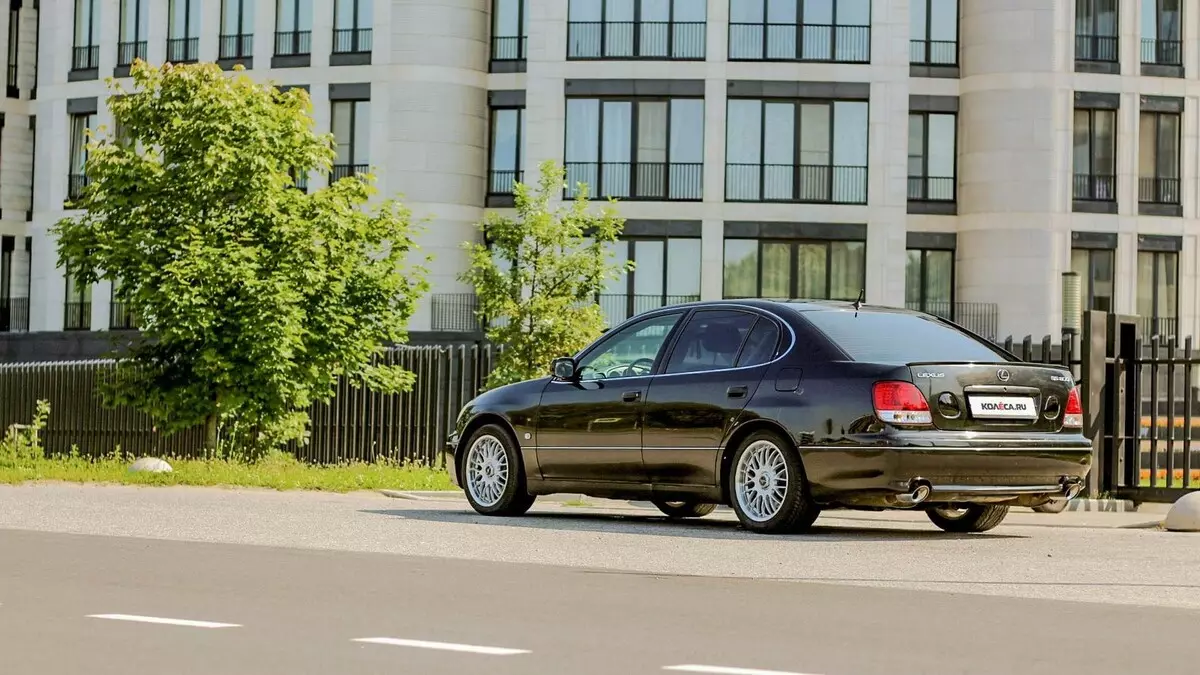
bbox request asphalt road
[1,485,1199,674]
[1,527,1197,675]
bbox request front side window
[664,310,759,374]
[1072,107,1117,202]
[577,311,683,380]
[564,97,704,201]
[1070,247,1114,313]
[722,238,866,301]
[726,98,868,203]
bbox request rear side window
[800,309,1012,363]
[736,318,781,367]
[665,310,757,374]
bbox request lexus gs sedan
[444,300,1093,535]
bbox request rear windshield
[800,309,1013,363]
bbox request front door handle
[727,385,748,399]
[622,390,642,402]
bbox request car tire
[726,430,820,535]
[926,505,1010,533]
[461,423,536,517]
[652,500,717,519]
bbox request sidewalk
[382,490,1168,530]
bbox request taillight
[873,381,932,426]
[1063,386,1083,429]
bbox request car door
[534,311,687,484]
[642,310,783,487]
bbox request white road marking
[87,614,241,629]
[664,665,822,675]
[352,637,530,655]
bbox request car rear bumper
[803,444,1093,509]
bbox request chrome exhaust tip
[1064,483,1083,500]
[896,480,933,506]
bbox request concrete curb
[1062,498,1139,513]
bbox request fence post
[1081,309,1107,498]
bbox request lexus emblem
[996,369,1011,382]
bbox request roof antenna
[852,288,865,315]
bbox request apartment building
[0,0,1196,349]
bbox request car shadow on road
[360,507,1027,542]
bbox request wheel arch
[719,418,801,505]
[456,412,522,485]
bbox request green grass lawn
[0,451,457,493]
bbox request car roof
[659,298,923,317]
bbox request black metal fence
[0,343,497,467]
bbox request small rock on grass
[128,457,173,474]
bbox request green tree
[52,61,429,454]
[461,160,632,389]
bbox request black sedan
[444,300,1093,535]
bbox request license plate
[968,396,1038,420]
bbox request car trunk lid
[907,362,1076,432]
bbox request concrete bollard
[128,457,173,474]
[1163,492,1200,532]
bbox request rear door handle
[727,386,748,399]
[622,390,642,402]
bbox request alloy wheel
[733,439,789,522]
[465,434,509,508]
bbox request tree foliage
[461,160,632,390]
[52,61,429,454]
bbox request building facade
[0,0,1195,346]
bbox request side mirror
[551,357,578,381]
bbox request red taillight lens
[873,381,932,426]
[1063,386,1083,429]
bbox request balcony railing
[728,23,870,62]
[563,162,703,201]
[0,297,29,332]
[67,174,90,202]
[431,293,484,333]
[491,35,527,61]
[1073,173,1116,202]
[333,28,372,54]
[1142,38,1183,66]
[117,40,148,66]
[219,34,254,60]
[72,44,99,70]
[907,176,955,202]
[1139,177,1181,205]
[275,30,312,56]
[331,163,369,181]
[6,62,16,96]
[489,169,523,196]
[599,294,700,326]
[290,169,309,191]
[906,301,1000,342]
[1142,316,1179,339]
[567,21,706,59]
[63,301,91,331]
[166,37,200,63]
[109,302,139,330]
[725,164,867,204]
[1076,33,1118,62]
[909,39,957,66]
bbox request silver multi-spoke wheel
[734,439,789,522]
[465,434,508,508]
